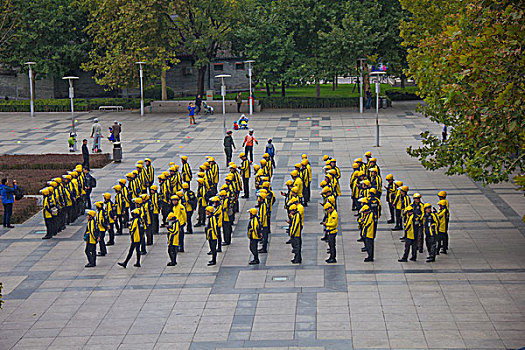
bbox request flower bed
[0,153,110,170]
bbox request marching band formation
[39,148,451,268]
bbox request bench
[99,105,124,111]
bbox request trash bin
[113,142,122,162]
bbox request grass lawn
[175,84,418,100]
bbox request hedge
[0,98,153,112]
[259,96,361,109]
[385,90,421,101]
[258,96,394,109]
[144,85,175,100]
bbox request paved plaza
[0,101,524,350]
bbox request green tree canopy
[80,0,178,92]
[2,0,89,78]
[401,0,524,184]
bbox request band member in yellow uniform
[181,155,192,183]
[84,210,98,267]
[166,212,180,266]
[361,205,376,262]
[423,203,439,262]
[436,200,449,254]
[384,174,396,223]
[103,193,116,246]
[398,206,417,262]
[113,185,124,235]
[257,192,269,253]
[118,209,142,268]
[171,195,187,252]
[150,185,160,235]
[95,201,108,256]
[247,208,260,265]
[206,206,218,266]
[288,204,302,264]
[323,203,339,263]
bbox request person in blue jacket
[1,178,17,228]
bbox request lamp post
[370,71,386,147]
[215,74,231,135]
[357,58,367,114]
[135,62,146,116]
[62,76,79,151]
[25,62,36,117]
[244,60,255,115]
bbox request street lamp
[370,71,386,147]
[357,58,367,114]
[215,74,231,135]
[62,76,79,151]
[244,60,255,115]
[25,62,36,117]
[136,62,146,117]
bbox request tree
[80,0,178,98]
[171,0,243,95]
[0,0,18,55]
[401,0,524,184]
[2,0,89,79]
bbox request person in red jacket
[242,129,258,162]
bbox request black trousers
[146,224,153,245]
[364,237,374,259]
[85,242,96,266]
[328,234,336,260]
[98,230,107,254]
[168,245,178,264]
[224,147,232,165]
[140,232,147,253]
[179,225,185,250]
[249,239,259,262]
[117,215,124,234]
[425,235,437,259]
[437,231,448,251]
[123,242,141,265]
[152,213,159,234]
[416,225,424,252]
[306,184,311,203]
[245,145,253,162]
[223,220,232,244]
[123,207,129,228]
[291,236,302,262]
[395,208,402,228]
[161,202,170,226]
[402,237,417,260]
[261,226,269,250]
[186,211,193,234]
[352,196,357,210]
[243,177,249,198]
[208,239,217,263]
[216,226,222,249]
[64,205,73,225]
[198,205,206,225]
[85,190,92,209]
[108,222,115,244]
[44,217,53,237]
[237,103,241,113]
[388,202,395,221]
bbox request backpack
[90,176,97,188]
[14,186,24,200]
[187,191,198,211]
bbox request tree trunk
[400,73,406,89]
[272,85,275,93]
[197,65,207,96]
[161,70,167,100]
[332,75,336,91]
[315,81,320,97]
[281,81,286,97]
[265,81,271,96]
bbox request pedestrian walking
[82,139,89,169]
[242,129,258,162]
[195,94,202,114]
[235,92,242,113]
[111,120,121,142]
[90,118,103,152]
[223,130,236,166]
[188,102,196,125]
[1,178,17,228]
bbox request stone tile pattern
[0,102,524,349]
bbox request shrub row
[259,96,361,109]
[385,90,421,101]
[0,98,153,112]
